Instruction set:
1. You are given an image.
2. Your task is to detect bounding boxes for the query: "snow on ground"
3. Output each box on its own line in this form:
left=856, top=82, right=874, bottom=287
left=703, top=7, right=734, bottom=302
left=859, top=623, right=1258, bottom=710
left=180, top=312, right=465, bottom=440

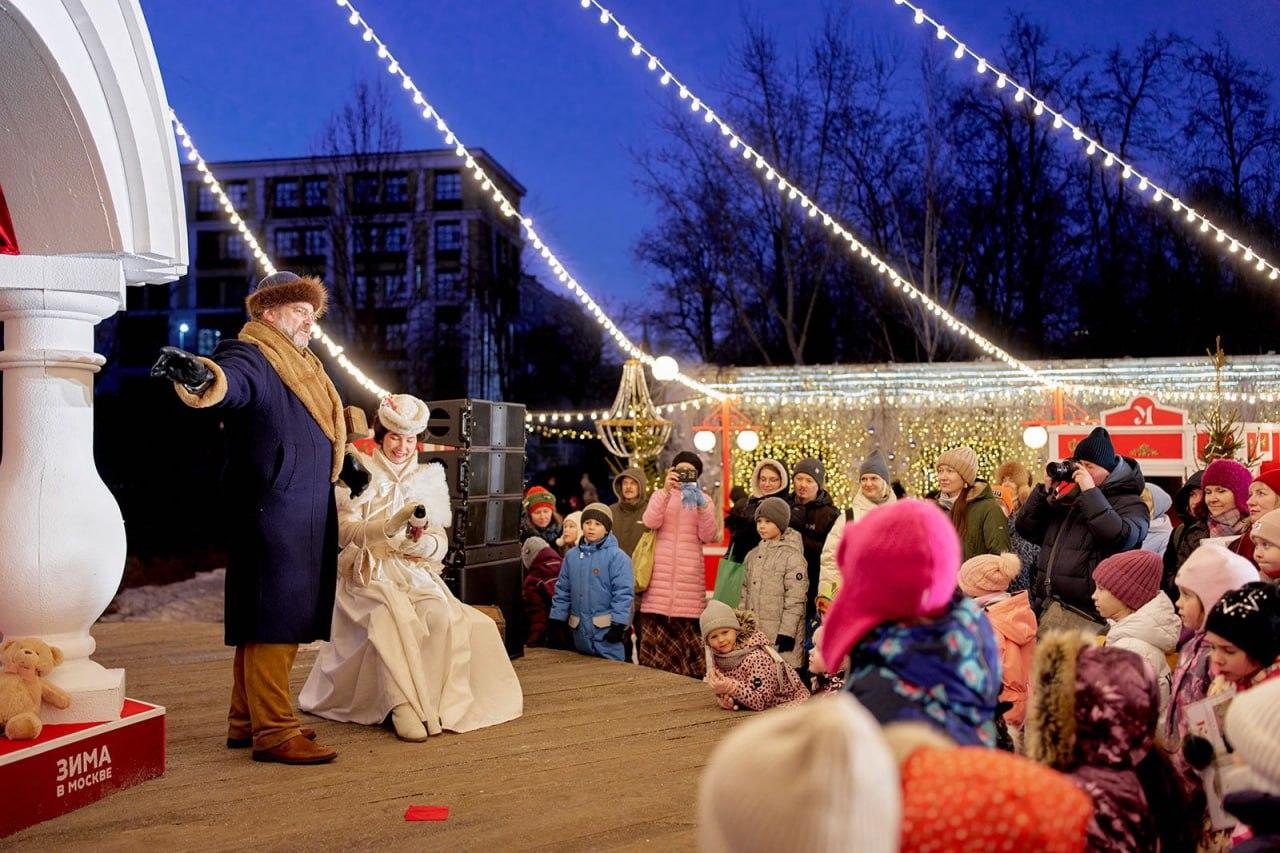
left=102, top=569, right=225, bottom=622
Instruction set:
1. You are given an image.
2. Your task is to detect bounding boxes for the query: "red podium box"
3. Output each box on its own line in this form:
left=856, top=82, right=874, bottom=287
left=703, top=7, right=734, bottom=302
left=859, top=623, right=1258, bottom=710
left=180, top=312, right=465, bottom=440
left=0, top=699, right=165, bottom=838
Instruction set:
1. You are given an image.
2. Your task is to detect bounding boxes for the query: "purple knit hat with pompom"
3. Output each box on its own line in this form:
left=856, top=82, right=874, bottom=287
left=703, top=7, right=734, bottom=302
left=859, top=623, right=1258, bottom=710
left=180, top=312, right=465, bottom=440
left=1202, top=459, right=1254, bottom=514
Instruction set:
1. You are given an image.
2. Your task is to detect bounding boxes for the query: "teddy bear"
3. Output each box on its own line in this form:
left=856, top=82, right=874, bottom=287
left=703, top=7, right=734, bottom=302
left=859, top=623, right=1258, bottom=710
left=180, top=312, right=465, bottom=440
left=1, top=637, right=71, bottom=740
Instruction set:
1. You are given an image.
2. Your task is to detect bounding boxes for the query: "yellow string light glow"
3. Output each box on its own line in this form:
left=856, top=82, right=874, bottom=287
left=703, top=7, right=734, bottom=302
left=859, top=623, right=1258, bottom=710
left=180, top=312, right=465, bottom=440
left=332, top=0, right=726, bottom=401
left=170, top=111, right=392, bottom=398
left=889, top=0, right=1280, bottom=283
left=572, top=0, right=1051, bottom=387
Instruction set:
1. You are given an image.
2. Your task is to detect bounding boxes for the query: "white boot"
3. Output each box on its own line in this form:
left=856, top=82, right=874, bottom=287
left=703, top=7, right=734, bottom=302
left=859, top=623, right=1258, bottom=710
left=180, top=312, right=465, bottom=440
left=390, top=704, right=428, bottom=742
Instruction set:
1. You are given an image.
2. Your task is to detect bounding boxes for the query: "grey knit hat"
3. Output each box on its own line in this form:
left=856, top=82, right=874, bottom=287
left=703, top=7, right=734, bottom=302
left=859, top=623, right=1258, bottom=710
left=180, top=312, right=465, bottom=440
left=521, top=537, right=550, bottom=569
left=700, top=599, right=741, bottom=640
left=859, top=449, right=890, bottom=483
left=754, top=496, right=792, bottom=532
left=793, top=458, right=826, bottom=489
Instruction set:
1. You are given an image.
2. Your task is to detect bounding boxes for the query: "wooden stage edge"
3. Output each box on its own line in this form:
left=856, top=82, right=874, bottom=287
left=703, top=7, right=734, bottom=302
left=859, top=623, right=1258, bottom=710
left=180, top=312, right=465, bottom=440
left=8, top=622, right=740, bottom=852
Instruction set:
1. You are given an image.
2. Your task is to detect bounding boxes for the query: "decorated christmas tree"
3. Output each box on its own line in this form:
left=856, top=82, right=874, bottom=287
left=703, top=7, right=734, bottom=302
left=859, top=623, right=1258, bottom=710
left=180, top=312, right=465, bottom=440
left=1198, top=337, right=1260, bottom=466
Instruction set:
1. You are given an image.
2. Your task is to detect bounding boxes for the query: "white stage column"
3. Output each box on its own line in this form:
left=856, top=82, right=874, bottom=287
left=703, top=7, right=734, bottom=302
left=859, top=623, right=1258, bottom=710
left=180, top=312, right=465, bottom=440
left=0, top=254, right=128, bottom=722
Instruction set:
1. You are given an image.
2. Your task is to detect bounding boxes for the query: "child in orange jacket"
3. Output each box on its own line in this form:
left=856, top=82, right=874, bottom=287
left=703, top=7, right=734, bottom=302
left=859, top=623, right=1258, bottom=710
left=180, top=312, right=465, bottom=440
left=958, top=553, right=1036, bottom=729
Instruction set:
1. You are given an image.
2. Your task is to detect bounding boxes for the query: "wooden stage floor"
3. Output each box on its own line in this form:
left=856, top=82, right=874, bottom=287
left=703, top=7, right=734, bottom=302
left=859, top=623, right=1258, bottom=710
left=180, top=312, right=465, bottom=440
left=9, top=622, right=739, bottom=851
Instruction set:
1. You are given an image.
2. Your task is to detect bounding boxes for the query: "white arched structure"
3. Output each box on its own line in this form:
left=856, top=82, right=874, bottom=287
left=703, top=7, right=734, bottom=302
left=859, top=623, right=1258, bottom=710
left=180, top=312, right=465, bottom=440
left=0, top=0, right=187, bottom=722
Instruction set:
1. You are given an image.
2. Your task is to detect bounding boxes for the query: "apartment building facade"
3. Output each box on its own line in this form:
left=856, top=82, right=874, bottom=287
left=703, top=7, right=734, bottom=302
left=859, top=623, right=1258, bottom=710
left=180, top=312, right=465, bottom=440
left=109, top=148, right=524, bottom=402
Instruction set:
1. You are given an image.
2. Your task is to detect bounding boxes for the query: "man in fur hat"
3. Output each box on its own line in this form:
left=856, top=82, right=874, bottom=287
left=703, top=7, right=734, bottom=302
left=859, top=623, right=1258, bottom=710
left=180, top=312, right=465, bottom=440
left=151, top=271, right=367, bottom=765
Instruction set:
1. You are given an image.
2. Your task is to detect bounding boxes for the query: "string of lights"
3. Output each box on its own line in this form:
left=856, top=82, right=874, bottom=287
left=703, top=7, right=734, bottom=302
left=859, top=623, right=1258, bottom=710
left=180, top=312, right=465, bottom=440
left=331, top=0, right=725, bottom=401
left=170, top=111, right=392, bottom=398
left=523, top=354, right=1280, bottom=422
left=888, top=0, right=1280, bottom=284
left=570, top=0, right=1051, bottom=387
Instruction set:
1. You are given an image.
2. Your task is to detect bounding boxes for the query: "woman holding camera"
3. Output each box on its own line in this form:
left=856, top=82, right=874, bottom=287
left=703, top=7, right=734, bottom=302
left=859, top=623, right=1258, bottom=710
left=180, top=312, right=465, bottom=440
left=934, top=446, right=1010, bottom=562
left=300, top=395, right=523, bottom=741
left=638, top=450, right=721, bottom=678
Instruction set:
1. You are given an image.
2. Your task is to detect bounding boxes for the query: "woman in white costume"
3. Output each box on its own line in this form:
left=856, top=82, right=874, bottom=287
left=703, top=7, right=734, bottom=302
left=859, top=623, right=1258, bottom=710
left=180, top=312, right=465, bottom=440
left=300, top=394, right=523, bottom=741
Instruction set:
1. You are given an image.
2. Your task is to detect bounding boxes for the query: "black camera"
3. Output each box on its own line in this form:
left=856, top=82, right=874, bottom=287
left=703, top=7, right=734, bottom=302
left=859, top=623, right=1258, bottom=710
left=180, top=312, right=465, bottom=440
left=675, top=468, right=698, bottom=483
left=1045, top=459, right=1079, bottom=483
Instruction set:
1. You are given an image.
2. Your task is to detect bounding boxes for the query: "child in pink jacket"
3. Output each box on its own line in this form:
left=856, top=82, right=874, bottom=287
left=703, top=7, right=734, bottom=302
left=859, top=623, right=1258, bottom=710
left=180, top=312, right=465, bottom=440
left=637, top=451, right=720, bottom=678
left=701, top=600, right=809, bottom=711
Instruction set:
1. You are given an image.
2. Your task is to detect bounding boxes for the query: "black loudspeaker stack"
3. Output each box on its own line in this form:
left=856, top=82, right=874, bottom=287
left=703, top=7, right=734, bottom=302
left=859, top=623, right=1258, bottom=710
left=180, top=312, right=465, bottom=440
left=419, top=399, right=526, bottom=658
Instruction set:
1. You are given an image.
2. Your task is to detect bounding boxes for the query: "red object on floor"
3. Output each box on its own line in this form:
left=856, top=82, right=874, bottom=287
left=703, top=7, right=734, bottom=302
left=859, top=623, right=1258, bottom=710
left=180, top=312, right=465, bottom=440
left=0, top=699, right=166, bottom=838
left=404, top=805, right=449, bottom=821
left=0, top=182, right=18, bottom=255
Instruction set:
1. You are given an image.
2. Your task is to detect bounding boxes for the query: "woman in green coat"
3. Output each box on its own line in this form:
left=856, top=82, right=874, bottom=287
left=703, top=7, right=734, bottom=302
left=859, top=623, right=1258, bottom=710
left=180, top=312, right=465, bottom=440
left=934, top=446, right=1011, bottom=561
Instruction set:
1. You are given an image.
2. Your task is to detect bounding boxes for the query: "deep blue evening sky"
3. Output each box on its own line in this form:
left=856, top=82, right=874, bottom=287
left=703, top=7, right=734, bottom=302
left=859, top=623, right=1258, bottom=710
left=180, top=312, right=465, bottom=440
left=143, top=0, right=1279, bottom=314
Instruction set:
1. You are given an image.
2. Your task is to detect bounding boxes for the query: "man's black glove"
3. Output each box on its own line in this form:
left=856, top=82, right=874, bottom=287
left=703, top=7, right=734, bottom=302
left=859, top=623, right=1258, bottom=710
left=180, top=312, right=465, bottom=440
left=775, top=635, right=795, bottom=653
left=339, top=452, right=371, bottom=499
left=604, top=623, right=627, bottom=644
left=150, top=346, right=213, bottom=392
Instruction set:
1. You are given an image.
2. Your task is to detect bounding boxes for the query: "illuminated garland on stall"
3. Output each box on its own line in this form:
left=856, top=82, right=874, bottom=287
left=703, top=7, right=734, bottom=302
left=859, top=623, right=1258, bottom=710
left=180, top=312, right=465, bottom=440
left=570, top=0, right=1050, bottom=387
left=528, top=424, right=599, bottom=441
left=331, top=0, right=725, bottom=402
left=889, top=0, right=1280, bottom=283
left=170, top=111, right=392, bottom=398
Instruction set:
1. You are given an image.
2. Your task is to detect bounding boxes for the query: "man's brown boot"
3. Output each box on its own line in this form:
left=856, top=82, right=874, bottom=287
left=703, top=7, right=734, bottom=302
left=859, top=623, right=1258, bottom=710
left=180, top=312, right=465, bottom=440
left=251, top=734, right=337, bottom=765
left=227, top=727, right=316, bottom=749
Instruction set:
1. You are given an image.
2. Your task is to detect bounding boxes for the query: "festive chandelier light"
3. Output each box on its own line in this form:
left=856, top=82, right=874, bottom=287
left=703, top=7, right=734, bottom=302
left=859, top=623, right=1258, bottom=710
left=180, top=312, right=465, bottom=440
left=569, top=0, right=1049, bottom=387
left=888, top=0, right=1280, bottom=284
left=170, top=112, right=391, bottom=398
left=331, top=0, right=726, bottom=401
left=594, top=359, right=673, bottom=464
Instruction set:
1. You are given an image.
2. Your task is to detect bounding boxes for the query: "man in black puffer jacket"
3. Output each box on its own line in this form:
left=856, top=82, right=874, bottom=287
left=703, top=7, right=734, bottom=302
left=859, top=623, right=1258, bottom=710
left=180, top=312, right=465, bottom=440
left=1016, top=427, right=1149, bottom=622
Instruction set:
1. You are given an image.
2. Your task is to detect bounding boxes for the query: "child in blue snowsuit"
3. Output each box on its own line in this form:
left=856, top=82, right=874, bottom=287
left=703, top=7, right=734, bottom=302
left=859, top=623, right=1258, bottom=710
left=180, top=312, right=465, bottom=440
left=550, top=503, right=634, bottom=661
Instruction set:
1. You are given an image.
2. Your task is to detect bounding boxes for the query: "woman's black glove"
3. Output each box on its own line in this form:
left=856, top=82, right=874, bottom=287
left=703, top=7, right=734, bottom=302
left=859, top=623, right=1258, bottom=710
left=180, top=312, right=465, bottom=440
left=775, top=635, right=795, bottom=653
left=339, top=452, right=371, bottom=498
left=150, top=346, right=213, bottom=392
left=604, top=624, right=627, bottom=644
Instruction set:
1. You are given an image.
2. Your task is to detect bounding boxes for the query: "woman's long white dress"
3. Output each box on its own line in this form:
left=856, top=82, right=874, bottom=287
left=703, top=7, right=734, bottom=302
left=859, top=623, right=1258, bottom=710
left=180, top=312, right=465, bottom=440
left=299, top=449, right=522, bottom=734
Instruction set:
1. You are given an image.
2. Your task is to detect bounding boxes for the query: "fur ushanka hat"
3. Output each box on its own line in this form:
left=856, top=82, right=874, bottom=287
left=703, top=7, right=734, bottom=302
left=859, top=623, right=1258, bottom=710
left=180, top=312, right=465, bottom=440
left=246, top=271, right=328, bottom=321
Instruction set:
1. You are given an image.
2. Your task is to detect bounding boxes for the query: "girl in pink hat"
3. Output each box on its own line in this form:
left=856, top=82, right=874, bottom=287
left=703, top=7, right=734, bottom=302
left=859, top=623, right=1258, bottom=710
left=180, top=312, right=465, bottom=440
left=821, top=499, right=1002, bottom=747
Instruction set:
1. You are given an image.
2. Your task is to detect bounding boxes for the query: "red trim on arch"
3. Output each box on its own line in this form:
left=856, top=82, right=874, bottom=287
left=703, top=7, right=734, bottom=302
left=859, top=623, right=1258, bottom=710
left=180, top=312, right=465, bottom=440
left=0, top=182, right=18, bottom=255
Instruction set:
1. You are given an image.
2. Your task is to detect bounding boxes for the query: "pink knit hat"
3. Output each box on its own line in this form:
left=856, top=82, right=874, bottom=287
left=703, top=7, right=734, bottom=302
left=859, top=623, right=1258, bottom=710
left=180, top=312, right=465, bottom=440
left=821, top=500, right=960, bottom=666
left=1092, top=550, right=1162, bottom=611
left=1174, top=543, right=1259, bottom=622
left=958, top=553, right=1021, bottom=597
left=1202, top=458, right=1254, bottom=514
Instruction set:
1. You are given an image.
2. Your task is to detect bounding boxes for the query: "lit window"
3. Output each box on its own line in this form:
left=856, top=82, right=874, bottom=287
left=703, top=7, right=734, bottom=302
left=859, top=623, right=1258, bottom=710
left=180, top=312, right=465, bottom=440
left=384, top=224, right=408, bottom=253
left=224, top=233, right=245, bottom=260
left=435, top=221, right=462, bottom=251
left=197, top=185, right=217, bottom=213
left=197, top=328, right=222, bottom=356
left=385, top=322, right=408, bottom=351
left=385, top=174, right=409, bottom=204
left=274, top=179, right=299, bottom=208
left=434, top=171, right=461, bottom=201
left=225, top=182, right=249, bottom=210
left=353, top=175, right=379, bottom=205
left=274, top=229, right=300, bottom=256
left=304, top=179, right=328, bottom=207
left=302, top=228, right=328, bottom=255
